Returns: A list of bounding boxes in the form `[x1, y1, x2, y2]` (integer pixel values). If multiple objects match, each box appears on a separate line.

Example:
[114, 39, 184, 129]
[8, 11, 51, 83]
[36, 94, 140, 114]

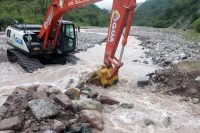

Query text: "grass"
[183, 29, 200, 43]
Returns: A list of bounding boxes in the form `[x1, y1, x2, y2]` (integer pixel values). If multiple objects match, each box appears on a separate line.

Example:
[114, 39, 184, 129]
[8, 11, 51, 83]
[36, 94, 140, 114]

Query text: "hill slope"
[0, 0, 110, 29]
[134, 0, 200, 32]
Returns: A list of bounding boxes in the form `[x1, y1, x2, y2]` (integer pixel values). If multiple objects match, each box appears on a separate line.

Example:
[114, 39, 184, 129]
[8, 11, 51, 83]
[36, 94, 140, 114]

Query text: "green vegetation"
[134, 0, 200, 33]
[0, 0, 110, 30]
[192, 18, 200, 32]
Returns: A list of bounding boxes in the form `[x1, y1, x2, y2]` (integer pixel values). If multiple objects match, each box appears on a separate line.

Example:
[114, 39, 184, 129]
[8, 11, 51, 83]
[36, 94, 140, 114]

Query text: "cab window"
[7, 29, 11, 38]
[65, 25, 74, 38]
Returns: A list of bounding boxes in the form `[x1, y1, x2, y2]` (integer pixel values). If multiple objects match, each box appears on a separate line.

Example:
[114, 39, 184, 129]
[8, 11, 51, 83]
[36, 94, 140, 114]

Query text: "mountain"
[134, 0, 200, 32]
[0, 0, 110, 29]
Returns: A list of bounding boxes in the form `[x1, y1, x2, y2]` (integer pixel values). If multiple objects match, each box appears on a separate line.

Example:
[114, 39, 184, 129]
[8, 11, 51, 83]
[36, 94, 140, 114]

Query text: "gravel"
[0, 36, 7, 62]
[76, 31, 107, 52]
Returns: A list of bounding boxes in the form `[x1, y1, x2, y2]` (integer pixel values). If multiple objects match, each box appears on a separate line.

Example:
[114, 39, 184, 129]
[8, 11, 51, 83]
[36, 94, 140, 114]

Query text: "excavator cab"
[56, 21, 76, 54]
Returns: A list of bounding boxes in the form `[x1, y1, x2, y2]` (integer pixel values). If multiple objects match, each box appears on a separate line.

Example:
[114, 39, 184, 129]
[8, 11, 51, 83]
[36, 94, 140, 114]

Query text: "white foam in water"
[0, 30, 200, 132]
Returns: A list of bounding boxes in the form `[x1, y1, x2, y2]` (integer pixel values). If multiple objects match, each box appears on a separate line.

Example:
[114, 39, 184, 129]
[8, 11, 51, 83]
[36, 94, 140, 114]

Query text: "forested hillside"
[134, 0, 200, 32]
[0, 0, 110, 30]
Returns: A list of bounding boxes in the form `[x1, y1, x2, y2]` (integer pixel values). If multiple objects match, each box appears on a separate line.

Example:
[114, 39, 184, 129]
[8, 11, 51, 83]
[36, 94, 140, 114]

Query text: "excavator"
[5, 0, 136, 87]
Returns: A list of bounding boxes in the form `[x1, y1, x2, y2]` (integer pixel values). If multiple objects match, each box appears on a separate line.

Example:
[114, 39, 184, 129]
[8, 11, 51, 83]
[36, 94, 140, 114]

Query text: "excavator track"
[7, 49, 45, 73]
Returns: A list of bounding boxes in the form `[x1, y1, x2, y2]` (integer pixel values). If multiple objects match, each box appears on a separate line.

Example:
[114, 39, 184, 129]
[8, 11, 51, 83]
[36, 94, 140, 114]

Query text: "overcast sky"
[96, 0, 146, 9]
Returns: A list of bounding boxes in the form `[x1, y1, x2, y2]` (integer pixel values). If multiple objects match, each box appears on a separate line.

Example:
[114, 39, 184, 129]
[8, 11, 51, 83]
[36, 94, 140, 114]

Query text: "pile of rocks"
[130, 27, 200, 67]
[149, 61, 200, 101]
[0, 82, 125, 133]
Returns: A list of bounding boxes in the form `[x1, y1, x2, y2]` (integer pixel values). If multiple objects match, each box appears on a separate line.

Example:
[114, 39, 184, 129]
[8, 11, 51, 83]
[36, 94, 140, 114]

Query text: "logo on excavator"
[12, 34, 23, 45]
[110, 10, 120, 43]
[59, 0, 63, 8]
[44, 9, 53, 29]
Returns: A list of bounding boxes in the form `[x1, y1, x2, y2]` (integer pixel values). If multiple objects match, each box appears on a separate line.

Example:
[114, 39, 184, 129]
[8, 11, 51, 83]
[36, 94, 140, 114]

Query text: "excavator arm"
[91, 0, 136, 87]
[39, 0, 136, 87]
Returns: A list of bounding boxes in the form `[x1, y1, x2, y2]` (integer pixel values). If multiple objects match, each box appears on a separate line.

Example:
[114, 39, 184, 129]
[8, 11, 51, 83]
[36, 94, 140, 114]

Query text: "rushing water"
[0, 30, 200, 133]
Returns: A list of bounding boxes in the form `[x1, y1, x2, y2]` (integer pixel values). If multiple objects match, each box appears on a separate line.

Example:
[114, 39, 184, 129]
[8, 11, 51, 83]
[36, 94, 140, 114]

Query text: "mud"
[152, 60, 200, 99]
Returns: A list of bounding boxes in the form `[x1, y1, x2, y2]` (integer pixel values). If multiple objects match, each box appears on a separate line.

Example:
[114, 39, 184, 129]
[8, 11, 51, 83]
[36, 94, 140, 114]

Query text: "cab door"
[57, 23, 76, 54]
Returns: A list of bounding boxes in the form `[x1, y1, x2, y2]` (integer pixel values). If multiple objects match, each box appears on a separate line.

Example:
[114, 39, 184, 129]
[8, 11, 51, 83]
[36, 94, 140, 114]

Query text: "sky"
[96, 0, 146, 9]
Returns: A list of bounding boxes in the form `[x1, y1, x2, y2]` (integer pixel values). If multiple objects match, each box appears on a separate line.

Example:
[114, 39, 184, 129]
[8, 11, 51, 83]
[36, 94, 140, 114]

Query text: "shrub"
[192, 18, 200, 33]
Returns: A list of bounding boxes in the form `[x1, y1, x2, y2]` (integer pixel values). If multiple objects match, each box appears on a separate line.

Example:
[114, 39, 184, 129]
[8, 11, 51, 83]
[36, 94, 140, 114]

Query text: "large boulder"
[28, 99, 58, 120]
[0, 116, 22, 131]
[79, 110, 104, 131]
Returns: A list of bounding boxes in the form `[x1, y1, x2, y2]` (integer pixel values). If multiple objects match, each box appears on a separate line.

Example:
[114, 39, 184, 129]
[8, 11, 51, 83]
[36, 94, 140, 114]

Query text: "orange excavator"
[5, 0, 136, 87]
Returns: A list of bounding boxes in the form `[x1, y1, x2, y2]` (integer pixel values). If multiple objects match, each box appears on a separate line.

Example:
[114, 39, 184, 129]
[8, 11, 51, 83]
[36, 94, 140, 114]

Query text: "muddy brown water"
[0, 29, 200, 132]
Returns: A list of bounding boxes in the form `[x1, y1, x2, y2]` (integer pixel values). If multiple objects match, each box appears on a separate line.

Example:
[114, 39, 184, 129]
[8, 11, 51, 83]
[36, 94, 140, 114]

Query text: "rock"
[79, 110, 104, 131]
[54, 94, 72, 109]
[34, 90, 49, 100]
[103, 105, 118, 114]
[179, 53, 188, 60]
[192, 98, 199, 104]
[73, 99, 103, 112]
[190, 88, 197, 95]
[137, 76, 150, 87]
[0, 116, 22, 130]
[195, 76, 200, 81]
[65, 88, 80, 100]
[81, 90, 91, 97]
[161, 113, 172, 128]
[144, 119, 155, 126]
[0, 106, 8, 116]
[43, 129, 57, 133]
[181, 97, 190, 102]
[98, 95, 119, 105]
[81, 126, 92, 133]
[133, 60, 139, 62]
[53, 120, 66, 132]
[120, 103, 134, 109]
[67, 123, 82, 133]
[24, 120, 32, 129]
[65, 79, 79, 90]
[28, 99, 58, 120]
[81, 87, 92, 97]
[0, 131, 15, 133]
[76, 72, 91, 89]
[155, 69, 165, 76]
[88, 92, 99, 99]
[37, 85, 61, 94]
[143, 61, 149, 64]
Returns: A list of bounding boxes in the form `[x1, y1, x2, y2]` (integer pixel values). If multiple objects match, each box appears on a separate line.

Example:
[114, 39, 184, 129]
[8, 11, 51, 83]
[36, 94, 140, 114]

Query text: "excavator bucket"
[89, 66, 119, 87]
